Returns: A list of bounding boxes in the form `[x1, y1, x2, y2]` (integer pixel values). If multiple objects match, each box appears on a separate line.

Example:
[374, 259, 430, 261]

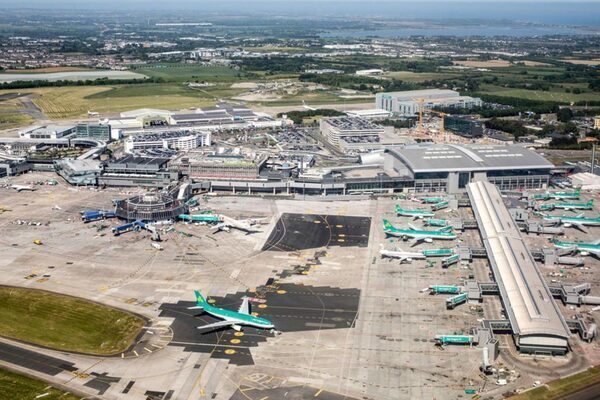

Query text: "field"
[560, 59, 600, 66]
[0, 368, 79, 400]
[0, 70, 146, 83]
[509, 367, 600, 400]
[0, 85, 221, 118]
[454, 60, 513, 68]
[0, 98, 33, 128]
[3, 66, 93, 74]
[132, 63, 243, 82]
[479, 84, 600, 103]
[384, 71, 457, 82]
[0, 286, 144, 355]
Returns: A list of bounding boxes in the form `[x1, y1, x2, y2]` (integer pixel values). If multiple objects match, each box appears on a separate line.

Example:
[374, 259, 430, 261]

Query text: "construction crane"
[412, 97, 448, 142]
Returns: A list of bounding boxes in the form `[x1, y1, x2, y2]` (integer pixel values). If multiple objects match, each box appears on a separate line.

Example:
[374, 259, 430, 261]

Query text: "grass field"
[509, 367, 600, 400]
[0, 286, 144, 355]
[479, 84, 600, 103]
[0, 98, 33, 128]
[0, 368, 79, 400]
[132, 63, 243, 82]
[3, 66, 93, 74]
[384, 71, 457, 82]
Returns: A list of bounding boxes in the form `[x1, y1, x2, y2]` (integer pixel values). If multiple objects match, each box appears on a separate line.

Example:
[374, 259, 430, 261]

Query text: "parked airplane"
[212, 215, 268, 234]
[541, 213, 600, 232]
[550, 237, 600, 258]
[419, 196, 447, 204]
[11, 185, 35, 192]
[383, 219, 456, 246]
[189, 290, 275, 333]
[552, 200, 594, 212]
[379, 244, 425, 263]
[532, 188, 581, 201]
[395, 205, 435, 219]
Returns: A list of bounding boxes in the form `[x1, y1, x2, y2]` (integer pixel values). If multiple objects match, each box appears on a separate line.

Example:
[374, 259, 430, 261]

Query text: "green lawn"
[132, 63, 243, 82]
[480, 84, 600, 103]
[509, 367, 600, 400]
[0, 112, 33, 128]
[0, 368, 79, 400]
[0, 287, 144, 355]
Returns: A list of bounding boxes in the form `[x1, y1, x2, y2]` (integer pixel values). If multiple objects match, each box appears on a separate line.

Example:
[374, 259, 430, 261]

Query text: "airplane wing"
[238, 297, 250, 315]
[409, 237, 425, 247]
[408, 223, 418, 231]
[197, 320, 237, 332]
[572, 223, 587, 233]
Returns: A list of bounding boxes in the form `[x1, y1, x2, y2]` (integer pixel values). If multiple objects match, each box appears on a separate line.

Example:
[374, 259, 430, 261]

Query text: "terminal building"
[376, 89, 482, 116]
[19, 124, 76, 140]
[75, 123, 113, 142]
[98, 155, 180, 188]
[386, 144, 553, 193]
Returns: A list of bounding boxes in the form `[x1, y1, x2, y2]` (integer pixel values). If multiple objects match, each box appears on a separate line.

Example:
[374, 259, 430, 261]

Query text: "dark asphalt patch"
[84, 372, 120, 395]
[158, 283, 359, 366]
[0, 341, 76, 376]
[262, 213, 371, 252]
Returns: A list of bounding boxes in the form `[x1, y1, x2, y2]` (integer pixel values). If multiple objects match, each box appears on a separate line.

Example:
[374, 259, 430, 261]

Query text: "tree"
[557, 108, 573, 123]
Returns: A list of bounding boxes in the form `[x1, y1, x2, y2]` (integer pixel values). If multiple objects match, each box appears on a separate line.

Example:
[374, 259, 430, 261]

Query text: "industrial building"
[75, 123, 112, 142]
[19, 124, 76, 140]
[385, 144, 553, 193]
[376, 89, 482, 116]
[319, 116, 387, 152]
[346, 109, 392, 121]
[444, 116, 483, 138]
[467, 181, 571, 354]
[0, 159, 31, 177]
[124, 130, 211, 154]
[174, 149, 267, 180]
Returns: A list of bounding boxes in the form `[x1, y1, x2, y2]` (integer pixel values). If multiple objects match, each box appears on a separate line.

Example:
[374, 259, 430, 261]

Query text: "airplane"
[11, 185, 35, 192]
[302, 100, 316, 111]
[395, 205, 435, 219]
[419, 196, 446, 204]
[549, 237, 600, 258]
[212, 215, 268, 234]
[189, 290, 275, 333]
[379, 244, 425, 263]
[531, 189, 581, 201]
[383, 219, 456, 246]
[540, 213, 600, 232]
[552, 200, 594, 212]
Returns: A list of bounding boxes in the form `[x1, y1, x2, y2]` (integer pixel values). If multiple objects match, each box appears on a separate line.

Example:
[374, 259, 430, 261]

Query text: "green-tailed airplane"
[532, 188, 581, 201]
[540, 213, 600, 232]
[383, 219, 456, 246]
[549, 238, 600, 258]
[395, 205, 435, 219]
[552, 200, 594, 212]
[419, 196, 446, 204]
[189, 291, 275, 333]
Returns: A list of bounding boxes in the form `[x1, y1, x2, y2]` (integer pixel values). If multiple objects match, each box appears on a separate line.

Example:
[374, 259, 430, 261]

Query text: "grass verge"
[0, 286, 144, 355]
[509, 366, 600, 400]
[0, 367, 79, 400]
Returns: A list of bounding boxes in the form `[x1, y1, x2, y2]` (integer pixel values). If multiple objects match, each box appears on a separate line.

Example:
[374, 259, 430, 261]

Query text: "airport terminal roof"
[467, 181, 570, 349]
[387, 144, 553, 173]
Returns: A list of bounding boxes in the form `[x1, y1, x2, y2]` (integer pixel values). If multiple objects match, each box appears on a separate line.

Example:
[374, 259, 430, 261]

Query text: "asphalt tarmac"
[158, 283, 360, 366]
[262, 213, 371, 251]
[0, 341, 76, 376]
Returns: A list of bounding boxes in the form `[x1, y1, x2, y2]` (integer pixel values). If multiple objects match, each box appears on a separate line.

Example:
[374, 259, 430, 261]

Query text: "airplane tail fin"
[395, 205, 403, 213]
[194, 290, 207, 306]
[382, 219, 394, 230]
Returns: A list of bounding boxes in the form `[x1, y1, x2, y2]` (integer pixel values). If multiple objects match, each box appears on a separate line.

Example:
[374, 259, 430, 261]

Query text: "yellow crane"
[412, 98, 448, 142]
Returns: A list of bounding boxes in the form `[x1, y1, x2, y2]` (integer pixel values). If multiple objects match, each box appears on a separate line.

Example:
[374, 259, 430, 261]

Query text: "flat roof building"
[320, 116, 386, 152]
[76, 123, 112, 142]
[19, 124, 76, 140]
[385, 144, 553, 193]
[124, 130, 211, 154]
[376, 89, 482, 116]
[467, 181, 570, 355]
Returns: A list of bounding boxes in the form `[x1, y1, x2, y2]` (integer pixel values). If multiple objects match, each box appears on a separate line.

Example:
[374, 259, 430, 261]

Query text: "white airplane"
[212, 215, 268, 234]
[11, 185, 35, 192]
[302, 100, 316, 111]
[379, 245, 425, 263]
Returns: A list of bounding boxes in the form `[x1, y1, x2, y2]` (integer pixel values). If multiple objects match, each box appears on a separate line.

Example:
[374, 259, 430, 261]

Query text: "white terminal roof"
[467, 181, 570, 348]
[388, 144, 553, 173]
